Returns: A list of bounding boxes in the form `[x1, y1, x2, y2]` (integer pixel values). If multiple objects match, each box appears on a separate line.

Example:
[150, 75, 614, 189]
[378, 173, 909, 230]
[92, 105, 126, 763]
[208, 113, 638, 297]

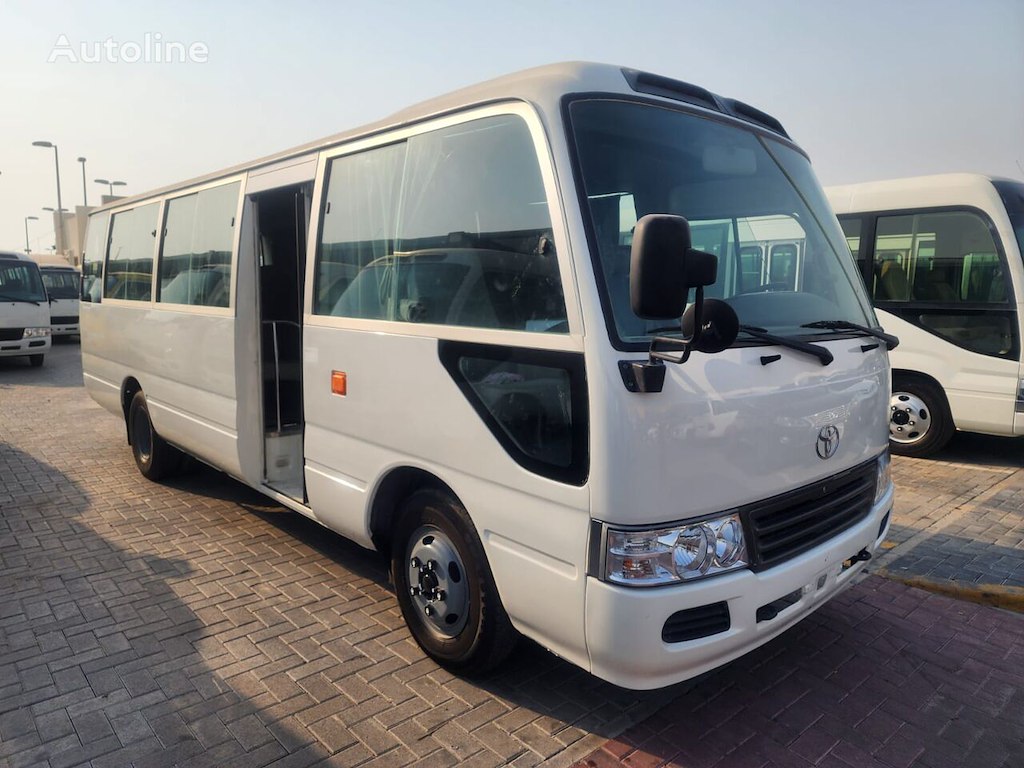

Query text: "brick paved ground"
[3, 344, 1024, 768]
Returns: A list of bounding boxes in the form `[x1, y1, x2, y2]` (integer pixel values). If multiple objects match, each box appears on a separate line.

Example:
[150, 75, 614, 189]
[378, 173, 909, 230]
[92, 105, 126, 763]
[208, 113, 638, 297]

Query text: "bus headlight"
[23, 327, 51, 338]
[605, 513, 748, 586]
[874, 451, 891, 504]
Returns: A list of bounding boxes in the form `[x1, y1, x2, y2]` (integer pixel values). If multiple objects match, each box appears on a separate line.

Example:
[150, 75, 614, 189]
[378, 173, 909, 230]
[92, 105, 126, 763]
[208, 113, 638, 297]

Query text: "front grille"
[662, 601, 730, 643]
[0, 328, 24, 341]
[51, 315, 78, 325]
[744, 460, 876, 571]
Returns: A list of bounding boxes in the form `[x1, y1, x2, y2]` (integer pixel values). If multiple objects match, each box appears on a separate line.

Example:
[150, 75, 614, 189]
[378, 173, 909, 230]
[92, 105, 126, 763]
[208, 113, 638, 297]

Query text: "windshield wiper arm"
[739, 325, 833, 366]
[0, 293, 40, 306]
[801, 320, 899, 350]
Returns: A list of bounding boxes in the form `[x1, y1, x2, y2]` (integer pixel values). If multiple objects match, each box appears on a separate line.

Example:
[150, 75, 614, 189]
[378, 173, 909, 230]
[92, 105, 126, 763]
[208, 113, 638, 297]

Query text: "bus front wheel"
[889, 377, 954, 457]
[29, 354, 44, 367]
[128, 391, 180, 481]
[391, 489, 516, 675]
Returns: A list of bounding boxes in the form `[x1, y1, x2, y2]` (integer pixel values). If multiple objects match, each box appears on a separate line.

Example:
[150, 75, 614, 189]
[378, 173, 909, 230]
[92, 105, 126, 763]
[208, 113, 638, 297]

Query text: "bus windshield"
[0, 260, 47, 303]
[569, 99, 875, 346]
[41, 269, 80, 299]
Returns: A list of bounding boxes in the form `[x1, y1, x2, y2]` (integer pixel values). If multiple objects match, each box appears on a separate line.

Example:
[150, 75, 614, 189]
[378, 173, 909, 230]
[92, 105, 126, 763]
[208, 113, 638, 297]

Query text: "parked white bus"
[82, 62, 894, 689]
[40, 264, 82, 337]
[1, 251, 51, 367]
[827, 174, 1024, 456]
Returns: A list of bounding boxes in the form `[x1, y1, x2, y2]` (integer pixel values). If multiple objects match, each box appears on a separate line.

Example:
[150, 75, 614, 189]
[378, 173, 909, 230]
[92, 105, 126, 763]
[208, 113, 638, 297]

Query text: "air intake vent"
[621, 68, 790, 139]
[745, 461, 876, 571]
[662, 601, 730, 643]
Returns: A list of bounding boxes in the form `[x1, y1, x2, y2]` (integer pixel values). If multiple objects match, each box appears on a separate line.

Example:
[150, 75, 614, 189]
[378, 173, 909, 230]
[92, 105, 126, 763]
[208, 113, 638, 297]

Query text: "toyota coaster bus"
[81, 62, 894, 689]
[1, 251, 51, 367]
[828, 174, 1024, 456]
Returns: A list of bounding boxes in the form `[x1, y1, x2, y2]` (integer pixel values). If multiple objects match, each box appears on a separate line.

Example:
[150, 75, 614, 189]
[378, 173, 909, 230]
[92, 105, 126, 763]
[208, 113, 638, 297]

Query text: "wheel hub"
[890, 391, 931, 444]
[407, 526, 469, 638]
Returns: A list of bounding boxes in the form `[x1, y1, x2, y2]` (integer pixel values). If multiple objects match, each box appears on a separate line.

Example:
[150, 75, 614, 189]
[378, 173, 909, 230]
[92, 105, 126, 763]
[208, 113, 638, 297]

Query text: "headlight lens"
[874, 451, 891, 504]
[606, 513, 748, 586]
[23, 327, 51, 338]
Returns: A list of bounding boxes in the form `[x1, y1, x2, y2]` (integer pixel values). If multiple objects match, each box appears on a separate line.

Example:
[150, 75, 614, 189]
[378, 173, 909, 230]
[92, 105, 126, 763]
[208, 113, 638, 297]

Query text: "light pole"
[32, 141, 65, 254]
[77, 157, 88, 207]
[94, 178, 126, 198]
[24, 216, 38, 254]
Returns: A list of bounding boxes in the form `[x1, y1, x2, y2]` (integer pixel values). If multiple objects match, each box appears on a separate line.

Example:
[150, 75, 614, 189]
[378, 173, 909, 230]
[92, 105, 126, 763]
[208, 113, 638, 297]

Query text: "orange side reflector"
[331, 370, 347, 396]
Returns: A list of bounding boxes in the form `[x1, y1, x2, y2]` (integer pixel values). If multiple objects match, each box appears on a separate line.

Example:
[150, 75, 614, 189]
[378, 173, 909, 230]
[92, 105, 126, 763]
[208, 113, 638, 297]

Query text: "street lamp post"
[24, 216, 39, 254]
[94, 178, 127, 198]
[32, 141, 65, 255]
[77, 157, 88, 207]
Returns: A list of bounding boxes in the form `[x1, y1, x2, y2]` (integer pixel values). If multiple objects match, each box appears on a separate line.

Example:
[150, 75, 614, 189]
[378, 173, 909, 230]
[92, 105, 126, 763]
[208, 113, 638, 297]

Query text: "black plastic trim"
[438, 340, 589, 486]
[662, 602, 731, 643]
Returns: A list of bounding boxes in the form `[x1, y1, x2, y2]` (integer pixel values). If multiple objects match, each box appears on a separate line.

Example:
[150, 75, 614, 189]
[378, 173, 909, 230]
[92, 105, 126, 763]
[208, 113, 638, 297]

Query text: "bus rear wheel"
[391, 489, 516, 675]
[889, 377, 953, 457]
[128, 391, 181, 481]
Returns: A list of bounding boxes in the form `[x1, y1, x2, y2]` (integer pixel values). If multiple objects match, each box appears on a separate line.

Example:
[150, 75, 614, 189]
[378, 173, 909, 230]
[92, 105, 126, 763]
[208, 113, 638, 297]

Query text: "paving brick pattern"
[572, 577, 1024, 768]
[1, 345, 679, 768]
[877, 438, 1024, 591]
[4, 344, 1024, 768]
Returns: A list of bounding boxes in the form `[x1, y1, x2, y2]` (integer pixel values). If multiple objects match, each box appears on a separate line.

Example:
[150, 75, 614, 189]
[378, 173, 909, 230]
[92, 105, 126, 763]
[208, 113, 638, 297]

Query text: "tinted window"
[0, 261, 46, 302]
[316, 115, 566, 333]
[41, 269, 80, 298]
[315, 142, 406, 317]
[158, 182, 238, 307]
[82, 211, 109, 303]
[106, 202, 160, 301]
[873, 211, 1005, 304]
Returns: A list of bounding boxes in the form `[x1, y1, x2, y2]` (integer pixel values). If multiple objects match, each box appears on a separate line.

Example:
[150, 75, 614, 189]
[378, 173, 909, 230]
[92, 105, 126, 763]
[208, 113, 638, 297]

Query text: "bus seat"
[877, 261, 909, 301]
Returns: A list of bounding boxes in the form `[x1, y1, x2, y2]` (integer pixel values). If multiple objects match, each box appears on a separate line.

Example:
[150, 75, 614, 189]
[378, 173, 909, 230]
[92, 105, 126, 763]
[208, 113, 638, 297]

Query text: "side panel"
[83, 303, 242, 474]
[880, 309, 1022, 436]
[302, 326, 591, 667]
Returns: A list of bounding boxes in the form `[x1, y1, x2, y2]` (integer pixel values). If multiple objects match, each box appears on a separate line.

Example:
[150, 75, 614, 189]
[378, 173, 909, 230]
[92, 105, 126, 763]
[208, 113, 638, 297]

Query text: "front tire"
[128, 391, 181, 481]
[29, 354, 44, 367]
[391, 489, 516, 675]
[889, 376, 954, 457]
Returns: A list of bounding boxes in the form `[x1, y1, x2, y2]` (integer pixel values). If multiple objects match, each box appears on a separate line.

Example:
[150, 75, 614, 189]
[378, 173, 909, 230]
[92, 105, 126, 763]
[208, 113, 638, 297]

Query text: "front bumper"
[0, 337, 51, 358]
[584, 486, 893, 690]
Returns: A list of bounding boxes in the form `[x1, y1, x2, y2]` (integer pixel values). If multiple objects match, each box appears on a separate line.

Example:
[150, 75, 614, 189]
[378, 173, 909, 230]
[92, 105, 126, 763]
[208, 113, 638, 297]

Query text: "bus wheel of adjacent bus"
[128, 391, 180, 481]
[392, 488, 517, 675]
[889, 377, 953, 457]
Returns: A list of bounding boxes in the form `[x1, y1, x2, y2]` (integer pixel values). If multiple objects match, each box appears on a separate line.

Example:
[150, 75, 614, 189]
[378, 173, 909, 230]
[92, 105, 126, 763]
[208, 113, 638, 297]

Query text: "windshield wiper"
[0, 293, 41, 306]
[801, 320, 899, 351]
[739, 325, 833, 366]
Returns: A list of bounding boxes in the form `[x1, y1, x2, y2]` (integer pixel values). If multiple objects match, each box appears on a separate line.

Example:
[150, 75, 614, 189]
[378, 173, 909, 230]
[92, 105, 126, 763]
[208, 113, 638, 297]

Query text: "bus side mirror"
[630, 214, 717, 318]
[621, 214, 737, 392]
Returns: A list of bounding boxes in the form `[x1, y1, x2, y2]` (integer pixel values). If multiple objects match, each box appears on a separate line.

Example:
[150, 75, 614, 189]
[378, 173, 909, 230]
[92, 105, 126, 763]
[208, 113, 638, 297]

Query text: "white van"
[0, 252, 52, 367]
[40, 264, 82, 337]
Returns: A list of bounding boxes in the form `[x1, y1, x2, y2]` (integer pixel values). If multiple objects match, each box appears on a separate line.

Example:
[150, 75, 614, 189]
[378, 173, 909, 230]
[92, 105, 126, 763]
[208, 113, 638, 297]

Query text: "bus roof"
[825, 173, 1021, 214]
[89, 61, 794, 216]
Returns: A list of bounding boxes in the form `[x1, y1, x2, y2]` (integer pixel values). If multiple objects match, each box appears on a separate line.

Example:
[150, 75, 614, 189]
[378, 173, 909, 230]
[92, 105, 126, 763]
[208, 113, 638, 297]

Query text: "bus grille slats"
[0, 328, 24, 341]
[744, 462, 876, 571]
[50, 315, 78, 325]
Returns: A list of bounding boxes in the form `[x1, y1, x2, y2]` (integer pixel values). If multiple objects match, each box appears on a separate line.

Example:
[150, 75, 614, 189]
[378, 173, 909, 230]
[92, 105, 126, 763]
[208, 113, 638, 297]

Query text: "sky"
[1, 0, 1022, 253]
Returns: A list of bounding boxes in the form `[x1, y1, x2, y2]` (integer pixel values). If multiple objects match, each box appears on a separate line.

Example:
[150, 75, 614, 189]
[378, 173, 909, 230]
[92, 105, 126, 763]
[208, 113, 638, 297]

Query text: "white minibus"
[82, 62, 894, 689]
[827, 174, 1024, 456]
[40, 264, 82, 337]
[0, 251, 51, 367]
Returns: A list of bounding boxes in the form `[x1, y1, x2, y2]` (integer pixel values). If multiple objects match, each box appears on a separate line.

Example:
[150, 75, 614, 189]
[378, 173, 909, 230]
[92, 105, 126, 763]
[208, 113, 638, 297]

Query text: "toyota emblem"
[816, 425, 840, 459]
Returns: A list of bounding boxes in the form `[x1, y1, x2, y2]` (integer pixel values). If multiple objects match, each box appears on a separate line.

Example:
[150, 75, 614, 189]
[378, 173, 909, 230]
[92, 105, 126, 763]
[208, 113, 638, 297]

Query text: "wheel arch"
[369, 467, 459, 555]
[890, 368, 954, 422]
[121, 377, 143, 444]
